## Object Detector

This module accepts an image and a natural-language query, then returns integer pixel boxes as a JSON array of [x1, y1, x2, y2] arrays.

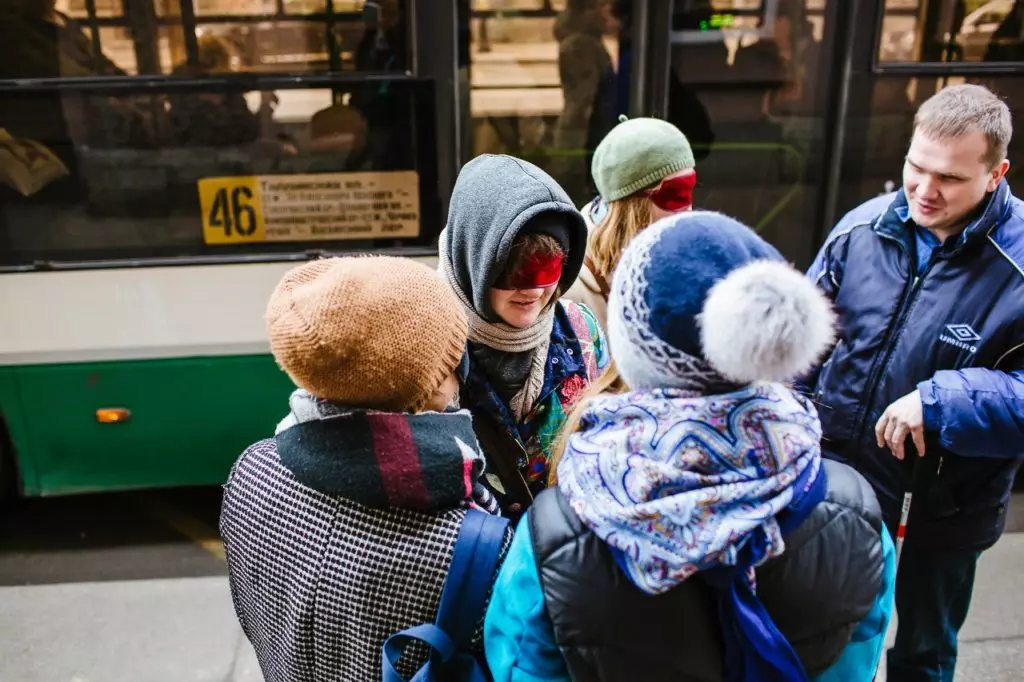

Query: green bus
[[1, 0, 1022, 498]]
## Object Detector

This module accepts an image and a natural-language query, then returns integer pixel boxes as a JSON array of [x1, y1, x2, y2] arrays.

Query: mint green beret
[[591, 116, 696, 201]]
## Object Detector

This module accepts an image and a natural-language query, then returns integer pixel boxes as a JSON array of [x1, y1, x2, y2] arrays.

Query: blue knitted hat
[[607, 211, 835, 390]]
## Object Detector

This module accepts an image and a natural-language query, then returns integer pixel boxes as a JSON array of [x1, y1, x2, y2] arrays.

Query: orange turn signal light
[[96, 408, 131, 424]]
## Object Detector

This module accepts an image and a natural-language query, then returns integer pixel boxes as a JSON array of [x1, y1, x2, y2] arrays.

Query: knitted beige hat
[[266, 256, 468, 413]]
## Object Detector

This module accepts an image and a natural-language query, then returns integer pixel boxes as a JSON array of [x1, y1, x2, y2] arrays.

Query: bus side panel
[[0, 367, 42, 495], [12, 354, 294, 496]]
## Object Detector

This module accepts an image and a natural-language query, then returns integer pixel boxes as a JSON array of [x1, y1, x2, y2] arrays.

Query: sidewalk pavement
[[0, 576, 262, 682], [2, 524, 1022, 681]]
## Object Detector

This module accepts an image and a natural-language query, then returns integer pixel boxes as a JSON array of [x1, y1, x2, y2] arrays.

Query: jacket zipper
[[849, 233, 936, 466]]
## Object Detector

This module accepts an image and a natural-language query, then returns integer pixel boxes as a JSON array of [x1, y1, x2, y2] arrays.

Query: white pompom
[[699, 260, 836, 384]]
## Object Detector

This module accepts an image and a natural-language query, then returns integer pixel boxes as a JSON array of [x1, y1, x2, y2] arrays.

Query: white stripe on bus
[[0, 256, 436, 366]]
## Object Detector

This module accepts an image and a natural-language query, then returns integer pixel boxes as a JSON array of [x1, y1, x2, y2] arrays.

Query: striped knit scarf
[[275, 390, 500, 514], [438, 228, 553, 422]]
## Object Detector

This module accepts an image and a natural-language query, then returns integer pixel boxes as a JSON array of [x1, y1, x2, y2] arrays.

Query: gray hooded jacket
[[442, 154, 588, 321]]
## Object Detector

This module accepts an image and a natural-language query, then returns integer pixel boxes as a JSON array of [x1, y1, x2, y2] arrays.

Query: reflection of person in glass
[[729, 1, 810, 125], [980, 1, 1024, 170], [0, 0, 132, 199], [984, 0, 1024, 62], [355, 0, 407, 72], [552, 0, 618, 203], [609, 0, 714, 161], [0, 0, 125, 79], [804, 84, 1024, 682], [762, 0, 821, 118], [168, 36, 263, 148], [350, 0, 411, 170]]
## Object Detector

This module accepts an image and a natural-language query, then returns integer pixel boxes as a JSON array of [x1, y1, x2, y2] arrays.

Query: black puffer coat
[[528, 460, 886, 681]]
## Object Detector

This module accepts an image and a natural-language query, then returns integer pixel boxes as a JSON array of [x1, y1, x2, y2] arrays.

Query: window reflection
[[668, 0, 829, 267], [878, 0, 1024, 63], [3, 0, 410, 77], [190, 1, 278, 16], [0, 83, 429, 265], [162, 1, 366, 16], [841, 75, 1024, 211], [0, 3, 132, 79], [58, 0, 123, 19], [469, 0, 621, 206]]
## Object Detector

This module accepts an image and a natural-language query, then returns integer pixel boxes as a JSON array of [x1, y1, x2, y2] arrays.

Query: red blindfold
[[638, 170, 697, 213], [495, 251, 565, 290]]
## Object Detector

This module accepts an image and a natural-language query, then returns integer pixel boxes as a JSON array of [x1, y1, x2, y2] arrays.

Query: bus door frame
[[636, 0, 857, 257]]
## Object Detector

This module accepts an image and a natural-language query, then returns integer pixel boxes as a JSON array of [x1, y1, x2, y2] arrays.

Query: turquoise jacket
[[484, 516, 896, 682]]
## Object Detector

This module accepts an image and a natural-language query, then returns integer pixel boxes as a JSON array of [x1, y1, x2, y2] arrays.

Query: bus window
[[60, 0, 123, 18], [669, 0, 832, 268], [0, 0, 435, 269], [0, 80, 436, 267], [878, 0, 1024, 63], [468, 0, 623, 206], [40, 0, 411, 76]]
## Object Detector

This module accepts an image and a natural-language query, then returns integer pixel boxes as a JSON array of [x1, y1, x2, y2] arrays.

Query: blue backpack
[[381, 509, 511, 682]]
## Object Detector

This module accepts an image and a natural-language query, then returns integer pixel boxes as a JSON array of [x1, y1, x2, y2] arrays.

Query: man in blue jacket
[[804, 83, 1024, 682]]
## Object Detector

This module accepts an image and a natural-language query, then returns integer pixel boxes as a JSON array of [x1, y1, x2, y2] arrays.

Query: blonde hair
[[548, 361, 628, 487], [915, 84, 1012, 168], [588, 196, 654, 282]]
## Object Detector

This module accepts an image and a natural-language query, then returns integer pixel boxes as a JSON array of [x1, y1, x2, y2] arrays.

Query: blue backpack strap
[[382, 509, 510, 682]]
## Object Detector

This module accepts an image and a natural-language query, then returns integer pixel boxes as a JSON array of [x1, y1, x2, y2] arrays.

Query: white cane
[[893, 487, 914, 566], [873, 455, 925, 681]]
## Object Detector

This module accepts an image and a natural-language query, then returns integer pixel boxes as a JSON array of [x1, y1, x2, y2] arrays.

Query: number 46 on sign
[[198, 176, 264, 244]]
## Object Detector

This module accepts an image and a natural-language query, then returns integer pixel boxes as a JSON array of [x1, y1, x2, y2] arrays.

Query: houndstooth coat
[[220, 437, 512, 682]]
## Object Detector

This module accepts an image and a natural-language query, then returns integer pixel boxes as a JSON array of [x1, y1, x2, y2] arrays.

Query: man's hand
[[875, 390, 926, 460]]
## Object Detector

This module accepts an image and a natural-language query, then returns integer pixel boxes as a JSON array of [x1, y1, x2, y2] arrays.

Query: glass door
[[831, 0, 1024, 228], [464, 0, 628, 206], [660, 0, 840, 268]]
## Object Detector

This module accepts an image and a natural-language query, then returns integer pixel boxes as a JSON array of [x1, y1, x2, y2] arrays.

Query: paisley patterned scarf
[[557, 383, 827, 681]]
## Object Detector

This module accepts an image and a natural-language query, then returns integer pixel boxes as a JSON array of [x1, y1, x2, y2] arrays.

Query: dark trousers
[[886, 547, 980, 682]]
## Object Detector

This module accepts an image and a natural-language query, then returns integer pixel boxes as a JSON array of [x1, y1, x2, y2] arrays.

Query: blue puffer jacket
[[804, 180, 1024, 552]]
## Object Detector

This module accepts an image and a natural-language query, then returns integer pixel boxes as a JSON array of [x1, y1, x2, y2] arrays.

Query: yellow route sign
[[198, 176, 264, 245], [198, 171, 420, 245]]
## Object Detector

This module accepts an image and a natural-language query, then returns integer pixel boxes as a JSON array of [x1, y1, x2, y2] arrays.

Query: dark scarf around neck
[[274, 391, 493, 512]]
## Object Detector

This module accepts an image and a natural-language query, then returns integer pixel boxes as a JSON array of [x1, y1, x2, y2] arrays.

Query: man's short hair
[[914, 84, 1013, 168]]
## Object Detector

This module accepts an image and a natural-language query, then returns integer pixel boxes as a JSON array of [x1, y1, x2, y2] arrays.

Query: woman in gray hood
[[438, 154, 609, 520]]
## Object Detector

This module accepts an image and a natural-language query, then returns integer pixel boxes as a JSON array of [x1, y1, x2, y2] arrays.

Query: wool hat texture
[[591, 116, 696, 202], [607, 211, 836, 390], [266, 256, 468, 413]]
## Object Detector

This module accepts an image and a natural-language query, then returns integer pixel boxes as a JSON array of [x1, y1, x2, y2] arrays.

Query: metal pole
[[647, 0, 674, 118], [83, 0, 104, 72], [818, 0, 861, 236], [179, 0, 200, 71], [628, 0, 651, 117]]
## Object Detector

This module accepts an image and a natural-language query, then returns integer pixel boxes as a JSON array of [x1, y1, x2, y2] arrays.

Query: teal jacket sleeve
[[812, 525, 897, 682], [484, 516, 570, 682]]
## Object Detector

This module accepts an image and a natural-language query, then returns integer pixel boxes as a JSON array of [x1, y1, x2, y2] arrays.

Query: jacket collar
[[875, 179, 1013, 256]]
